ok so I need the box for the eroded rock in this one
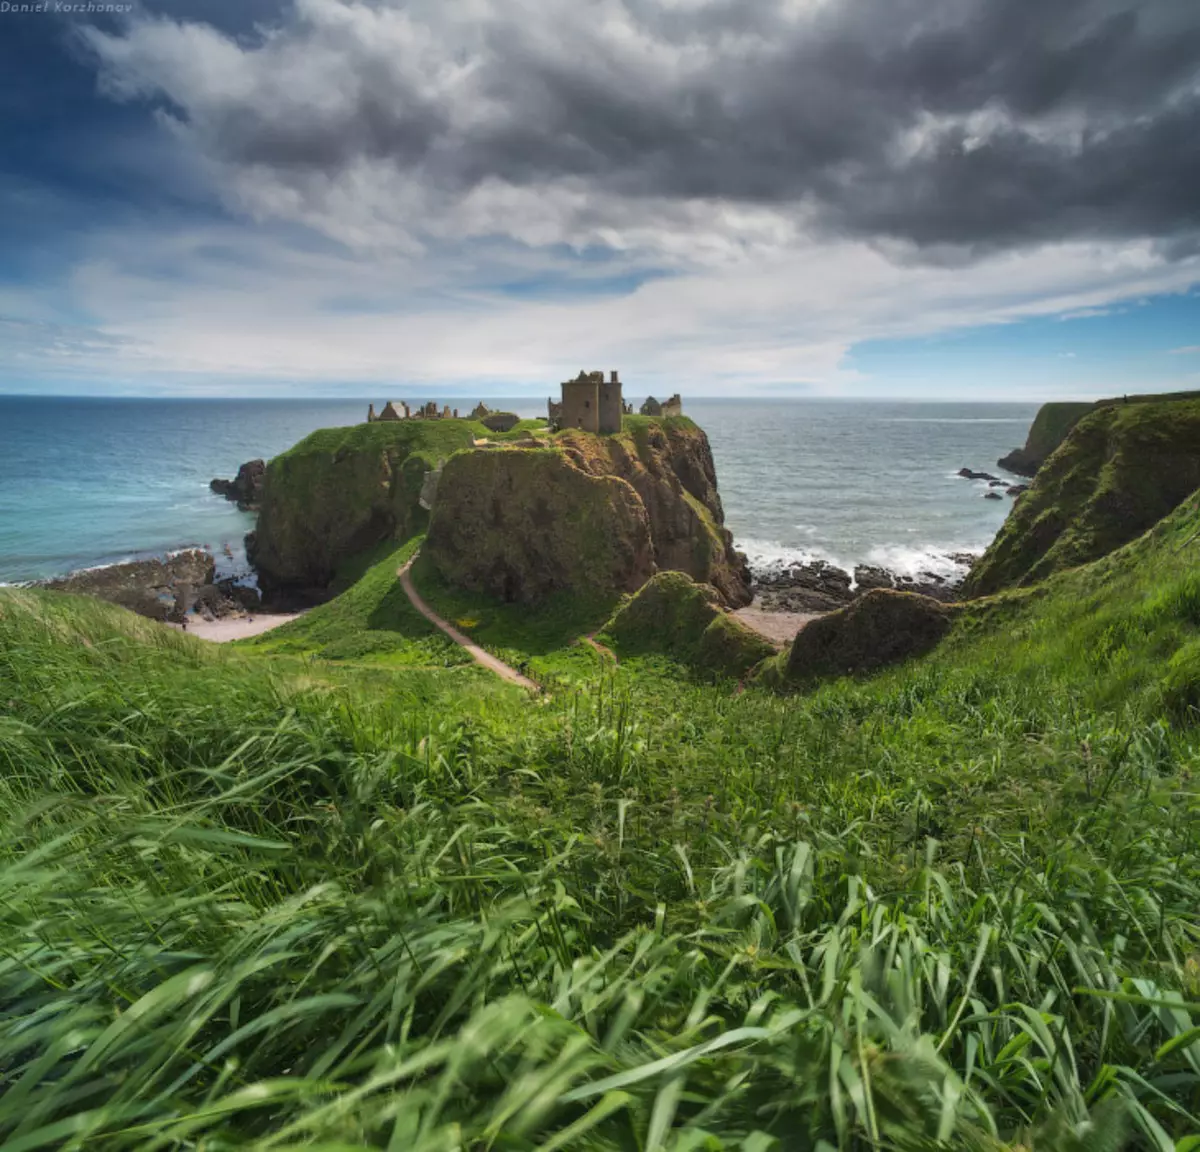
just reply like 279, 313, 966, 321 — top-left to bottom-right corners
785, 589, 959, 680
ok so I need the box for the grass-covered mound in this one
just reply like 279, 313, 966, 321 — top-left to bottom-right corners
6, 493, 1200, 1145
249, 419, 482, 602
765, 588, 958, 686
604, 571, 783, 680
968, 398, 1200, 596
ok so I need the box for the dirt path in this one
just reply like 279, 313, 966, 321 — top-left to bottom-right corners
581, 633, 618, 664
397, 558, 541, 692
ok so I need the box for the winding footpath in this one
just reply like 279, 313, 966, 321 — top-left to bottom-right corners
397, 557, 541, 692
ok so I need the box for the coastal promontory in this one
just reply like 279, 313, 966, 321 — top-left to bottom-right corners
250, 410, 751, 609
968, 397, 1200, 595
425, 416, 751, 606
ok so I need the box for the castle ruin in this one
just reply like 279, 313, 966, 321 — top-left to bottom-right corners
367, 400, 458, 422
552, 370, 624, 435
640, 393, 682, 418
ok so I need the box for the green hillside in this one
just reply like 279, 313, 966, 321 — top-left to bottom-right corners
969, 399, 1200, 595
4, 477, 1200, 1147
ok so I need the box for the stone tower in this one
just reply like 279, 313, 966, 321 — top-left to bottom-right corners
598, 370, 622, 435
560, 370, 602, 434
558, 369, 623, 435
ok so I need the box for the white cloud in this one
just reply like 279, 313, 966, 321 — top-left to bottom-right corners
2, 215, 1189, 394
2, 0, 1189, 393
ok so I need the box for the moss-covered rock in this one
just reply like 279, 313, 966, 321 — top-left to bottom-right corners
967, 399, 1200, 597
603, 571, 774, 679
424, 448, 654, 603
783, 589, 958, 682
555, 417, 751, 606
250, 420, 475, 602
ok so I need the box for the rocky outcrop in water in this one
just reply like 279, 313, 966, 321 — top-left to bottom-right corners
42, 550, 217, 622
210, 459, 266, 511
751, 554, 973, 613
426, 418, 752, 606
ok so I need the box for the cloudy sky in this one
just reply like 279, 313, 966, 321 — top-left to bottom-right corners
1, 0, 1198, 398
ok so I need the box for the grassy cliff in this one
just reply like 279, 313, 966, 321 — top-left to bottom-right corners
425, 415, 751, 608
424, 446, 655, 603
249, 419, 477, 601
968, 398, 1200, 595
1000, 389, 1200, 476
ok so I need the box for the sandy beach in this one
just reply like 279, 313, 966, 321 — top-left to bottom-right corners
733, 603, 820, 648
168, 613, 304, 643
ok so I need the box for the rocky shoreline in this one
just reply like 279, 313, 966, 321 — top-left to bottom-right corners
40, 549, 268, 626
750, 553, 977, 614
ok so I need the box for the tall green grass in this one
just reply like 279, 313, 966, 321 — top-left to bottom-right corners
3, 498, 1200, 1147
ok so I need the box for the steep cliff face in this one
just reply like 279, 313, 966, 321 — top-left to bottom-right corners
424, 416, 751, 607
998, 403, 1093, 477
998, 389, 1200, 477
422, 448, 655, 603
555, 417, 751, 605
250, 421, 474, 602
968, 399, 1200, 596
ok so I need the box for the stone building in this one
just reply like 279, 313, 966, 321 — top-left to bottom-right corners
367, 400, 458, 422
639, 393, 683, 418
556, 369, 623, 435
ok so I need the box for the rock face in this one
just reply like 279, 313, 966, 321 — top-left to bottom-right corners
42, 550, 216, 622
997, 390, 1200, 478
998, 403, 1094, 477
752, 555, 971, 613
785, 589, 959, 680
556, 420, 751, 606
210, 459, 266, 510
424, 448, 655, 603
604, 571, 774, 679
250, 420, 476, 604
426, 417, 751, 606
967, 398, 1200, 597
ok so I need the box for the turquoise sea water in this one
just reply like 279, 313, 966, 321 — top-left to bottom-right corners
0, 396, 1038, 584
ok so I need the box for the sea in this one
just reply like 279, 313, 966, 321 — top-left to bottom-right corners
0, 396, 1038, 586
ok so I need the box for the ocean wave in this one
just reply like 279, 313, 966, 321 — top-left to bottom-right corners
863, 544, 975, 580
738, 536, 977, 580
736, 537, 852, 573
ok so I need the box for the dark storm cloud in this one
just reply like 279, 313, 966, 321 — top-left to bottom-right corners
86, 0, 1200, 252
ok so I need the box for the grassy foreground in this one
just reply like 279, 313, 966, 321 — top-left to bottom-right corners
3, 501, 1200, 1147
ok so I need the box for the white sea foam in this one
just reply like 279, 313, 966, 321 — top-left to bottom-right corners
738, 536, 977, 582
862, 544, 975, 580
736, 536, 853, 573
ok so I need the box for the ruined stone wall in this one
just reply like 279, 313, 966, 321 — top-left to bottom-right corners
560, 380, 599, 433
598, 379, 623, 434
